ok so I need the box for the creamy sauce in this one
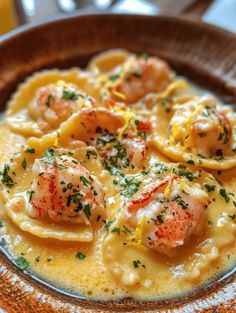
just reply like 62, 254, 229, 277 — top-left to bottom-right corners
0, 49, 235, 300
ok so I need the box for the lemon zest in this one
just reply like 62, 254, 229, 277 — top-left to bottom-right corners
127, 216, 147, 251
155, 80, 189, 102
164, 178, 173, 198
112, 89, 126, 100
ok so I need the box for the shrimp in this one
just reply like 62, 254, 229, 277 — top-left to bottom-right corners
27, 150, 105, 224
170, 96, 233, 158
81, 108, 151, 169
30, 81, 95, 131
109, 55, 173, 104
127, 176, 209, 253
121, 137, 147, 169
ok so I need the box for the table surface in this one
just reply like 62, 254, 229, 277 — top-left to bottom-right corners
0, 0, 236, 35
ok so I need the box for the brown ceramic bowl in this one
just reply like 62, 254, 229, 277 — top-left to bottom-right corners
0, 13, 236, 313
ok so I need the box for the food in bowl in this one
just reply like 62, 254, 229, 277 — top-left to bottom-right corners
0, 49, 235, 300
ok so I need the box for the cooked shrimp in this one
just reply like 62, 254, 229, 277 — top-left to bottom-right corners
108, 55, 173, 104
127, 176, 209, 252
170, 96, 233, 157
27, 150, 105, 224
82, 108, 150, 169
121, 137, 147, 168
30, 81, 95, 131
79, 107, 124, 137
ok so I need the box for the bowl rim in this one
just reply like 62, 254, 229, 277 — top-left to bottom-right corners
1, 11, 236, 45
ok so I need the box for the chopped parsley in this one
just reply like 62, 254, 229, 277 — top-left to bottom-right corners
156, 215, 164, 224
45, 94, 54, 107
133, 71, 142, 78
83, 204, 91, 220
0, 238, 7, 246
62, 89, 79, 100
103, 219, 115, 231
172, 194, 188, 209
109, 74, 120, 82
0, 164, 16, 188
43, 148, 67, 170
80, 176, 89, 187
120, 176, 141, 197
56, 163, 67, 170
15, 256, 29, 271
219, 189, 230, 203
137, 131, 146, 139
133, 259, 141, 268
22, 158, 27, 170
122, 225, 132, 234
96, 126, 102, 134
187, 159, 194, 165
111, 227, 120, 235
202, 106, 210, 117
133, 259, 146, 269
25, 147, 35, 154
223, 126, 230, 144
43, 148, 55, 165
28, 190, 35, 202
134, 119, 139, 127
96, 133, 116, 146
0, 220, 4, 228
85, 150, 97, 159
178, 169, 194, 181
204, 184, 216, 192
76, 252, 86, 260
159, 97, 173, 113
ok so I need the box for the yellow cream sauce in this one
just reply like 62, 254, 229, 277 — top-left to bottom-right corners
0, 50, 235, 300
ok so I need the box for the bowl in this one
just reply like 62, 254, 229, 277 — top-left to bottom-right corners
0, 13, 236, 313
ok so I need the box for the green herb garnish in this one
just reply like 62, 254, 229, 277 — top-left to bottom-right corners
120, 177, 141, 197
0, 164, 16, 188
83, 204, 91, 220
15, 256, 29, 271
204, 184, 216, 192
62, 90, 79, 100
219, 189, 230, 203
80, 176, 89, 187
25, 147, 35, 154
28, 190, 35, 202
76, 252, 86, 260
22, 158, 27, 170
133, 71, 142, 78
45, 94, 54, 107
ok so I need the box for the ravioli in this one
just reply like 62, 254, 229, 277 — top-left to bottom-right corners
103, 163, 236, 287
0, 50, 235, 301
5, 69, 101, 137
152, 94, 236, 169
5, 196, 93, 241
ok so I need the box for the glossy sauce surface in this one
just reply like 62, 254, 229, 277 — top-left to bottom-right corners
0, 50, 235, 300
